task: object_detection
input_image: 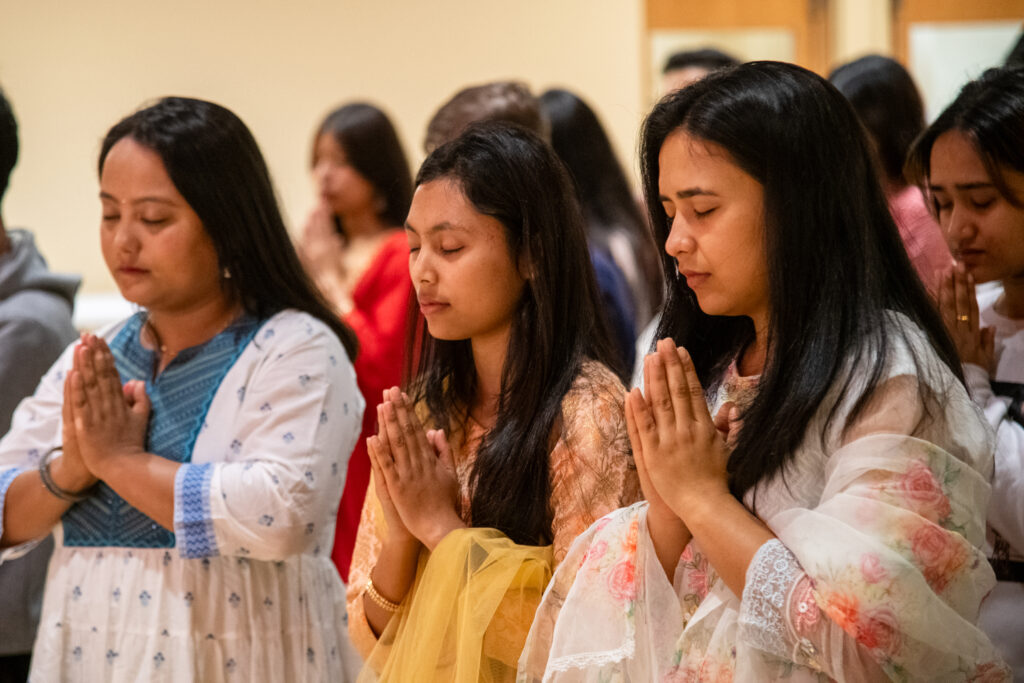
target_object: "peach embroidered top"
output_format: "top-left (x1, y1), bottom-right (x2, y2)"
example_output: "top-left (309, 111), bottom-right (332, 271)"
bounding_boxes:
top-left (346, 360), bottom-right (641, 659)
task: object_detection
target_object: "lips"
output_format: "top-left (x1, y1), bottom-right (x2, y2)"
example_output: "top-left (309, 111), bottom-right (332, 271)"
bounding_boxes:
top-left (417, 297), bottom-right (449, 316)
top-left (117, 266), bottom-right (149, 276)
top-left (680, 270), bottom-right (710, 288)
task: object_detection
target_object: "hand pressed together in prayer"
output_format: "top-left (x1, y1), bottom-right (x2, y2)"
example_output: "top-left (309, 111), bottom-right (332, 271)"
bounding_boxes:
top-left (66, 333), bottom-right (150, 479)
top-left (367, 386), bottom-right (464, 551)
top-left (937, 262), bottom-right (995, 372)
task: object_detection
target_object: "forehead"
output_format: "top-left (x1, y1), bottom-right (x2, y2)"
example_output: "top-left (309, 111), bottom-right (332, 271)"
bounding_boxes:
top-left (657, 130), bottom-right (750, 192)
top-left (100, 138), bottom-right (179, 196)
top-left (407, 179), bottom-right (507, 243)
top-left (929, 130), bottom-right (988, 185)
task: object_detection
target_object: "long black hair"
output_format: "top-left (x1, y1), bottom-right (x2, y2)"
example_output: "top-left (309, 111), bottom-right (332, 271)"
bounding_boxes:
top-left (829, 55), bottom-right (925, 188)
top-left (641, 62), bottom-right (962, 501)
top-left (408, 121), bottom-right (618, 545)
top-left (907, 66), bottom-right (1024, 208)
top-left (99, 96), bottom-right (358, 359)
top-left (540, 88), bottom-right (663, 320)
top-left (314, 102), bottom-right (413, 230)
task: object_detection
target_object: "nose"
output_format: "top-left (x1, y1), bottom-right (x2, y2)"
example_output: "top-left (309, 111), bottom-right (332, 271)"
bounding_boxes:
top-left (408, 246), bottom-right (435, 286)
top-left (664, 214), bottom-right (696, 260)
top-left (110, 219), bottom-right (140, 255)
top-left (944, 202), bottom-right (977, 249)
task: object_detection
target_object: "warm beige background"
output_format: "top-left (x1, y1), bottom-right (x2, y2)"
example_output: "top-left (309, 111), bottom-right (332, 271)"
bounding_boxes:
top-left (0, 0), bottom-right (933, 303)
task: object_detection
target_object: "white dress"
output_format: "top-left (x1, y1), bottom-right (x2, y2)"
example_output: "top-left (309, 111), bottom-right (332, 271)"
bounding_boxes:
top-left (519, 313), bottom-right (1009, 681)
top-left (973, 284), bottom-right (1024, 679)
top-left (0, 309), bottom-right (365, 682)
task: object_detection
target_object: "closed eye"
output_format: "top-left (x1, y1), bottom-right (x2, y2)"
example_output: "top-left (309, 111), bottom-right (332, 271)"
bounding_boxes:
top-left (440, 247), bottom-right (463, 256)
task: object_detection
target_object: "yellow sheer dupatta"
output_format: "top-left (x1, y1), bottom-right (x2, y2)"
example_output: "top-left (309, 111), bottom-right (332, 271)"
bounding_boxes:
top-left (359, 528), bottom-right (553, 683)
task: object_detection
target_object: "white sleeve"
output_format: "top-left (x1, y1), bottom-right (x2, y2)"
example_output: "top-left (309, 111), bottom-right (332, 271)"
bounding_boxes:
top-left (0, 341), bottom-right (76, 558)
top-left (173, 320), bottom-right (364, 562)
top-left (965, 362), bottom-right (1024, 555)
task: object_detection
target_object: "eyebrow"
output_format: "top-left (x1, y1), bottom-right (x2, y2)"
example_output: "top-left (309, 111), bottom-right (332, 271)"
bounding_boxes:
top-left (929, 182), bottom-right (994, 192)
top-left (404, 221), bottom-right (468, 236)
top-left (659, 188), bottom-right (718, 201)
top-left (99, 192), bottom-right (177, 205)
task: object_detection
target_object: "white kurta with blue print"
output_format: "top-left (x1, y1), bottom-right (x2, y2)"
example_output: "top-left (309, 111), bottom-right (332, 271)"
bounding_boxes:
top-left (0, 310), bottom-right (365, 682)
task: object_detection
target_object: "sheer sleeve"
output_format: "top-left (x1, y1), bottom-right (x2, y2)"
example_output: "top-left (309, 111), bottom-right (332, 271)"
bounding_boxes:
top-left (549, 363), bottom-right (641, 563)
top-left (737, 372), bottom-right (1008, 680)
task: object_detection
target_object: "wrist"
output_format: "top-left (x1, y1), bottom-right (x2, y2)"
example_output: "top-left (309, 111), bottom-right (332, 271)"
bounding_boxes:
top-left (50, 453), bottom-right (97, 492)
top-left (422, 513), bottom-right (466, 552)
top-left (672, 485), bottom-right (734, 529)
top-left (88, 447), bottom-right (144, 482)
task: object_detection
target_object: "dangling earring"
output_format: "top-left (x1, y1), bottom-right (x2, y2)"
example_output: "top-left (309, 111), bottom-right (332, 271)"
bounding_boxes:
top-left (222, 267), bottom-right (232, 280)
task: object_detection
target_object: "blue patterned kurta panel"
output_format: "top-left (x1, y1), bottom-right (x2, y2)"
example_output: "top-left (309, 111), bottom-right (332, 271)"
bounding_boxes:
top-left (62, 312), bottom-right (262, 548)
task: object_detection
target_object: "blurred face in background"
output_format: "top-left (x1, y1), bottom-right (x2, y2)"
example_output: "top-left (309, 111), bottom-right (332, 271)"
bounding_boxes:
top-left (312, 133), bottom-right (377, 218)
top-left (929, 129), bottom-right (1024, 284)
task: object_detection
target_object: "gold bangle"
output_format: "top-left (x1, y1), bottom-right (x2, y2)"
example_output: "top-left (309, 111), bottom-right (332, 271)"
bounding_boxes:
top-left (364, 578), bottom-right (401, 613)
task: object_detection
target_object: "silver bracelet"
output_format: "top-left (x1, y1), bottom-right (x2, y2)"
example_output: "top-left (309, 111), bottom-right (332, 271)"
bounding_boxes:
top-left (38, 447), bottom-right (93, 503)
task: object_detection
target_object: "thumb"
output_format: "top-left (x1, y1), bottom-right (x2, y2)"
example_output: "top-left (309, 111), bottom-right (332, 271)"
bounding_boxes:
top-left (714, 401), bottom-right (736, 435)
top-left (127, 380), bottom-right (151, 416)
top-left (429, 429), bottom-right (454, 470)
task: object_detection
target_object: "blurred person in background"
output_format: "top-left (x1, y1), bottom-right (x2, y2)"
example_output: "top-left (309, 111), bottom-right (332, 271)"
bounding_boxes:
top-left (661, 47), bottom-right (739, 94)
top-left (541, 88), bottom-right (663, 332)
top-left (0, 85), bottom-right (79, 683)
top-left (298, 102), bottom-right (413, 583)
top-left (908, 64), bottom-right (1024, 679)
top-left (831, 54), bottom-right (951, 294)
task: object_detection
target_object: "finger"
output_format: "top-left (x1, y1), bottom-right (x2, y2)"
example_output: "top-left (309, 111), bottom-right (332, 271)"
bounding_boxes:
top-left (393, 391), bottom-right (432, 463)
top-left (965, 270), bottom-right (979, 333)
top-left (953, 263), bottom-right (973, 329)
top-left (127, 380), bottom-right (151, 417)
top-left (625, 393), bottom-right (655, 502)
top-left (644, 352), bottom-right (675, 436)
top-left (627, 387), bottom-right (659, 458)
top-left (381, 400), bottom-right (412, 473)
top-left (367, 436), bottom-right (393, 490)
top-left (713, 400), bottom-right (735, 436)
top-left (69, 370), bottom-right (91, 429)
top-left (677, 346), bottom-right (712, 426)
top-left (658, 338), bottom-right (693, 427)
top-left (96, 345), bottom-right (123, 418)
top-left (428, 429), bottom-right (455, 471)
top-left (63, 367), bottom-right (77, 441)
top-left (937, 267), bottom-right (956, 332)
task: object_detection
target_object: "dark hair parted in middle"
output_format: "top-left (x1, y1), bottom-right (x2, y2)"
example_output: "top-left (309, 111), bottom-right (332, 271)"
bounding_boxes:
top-left (408, 121), bottom-right (618, 546)
top-left (99, 96), bottom-right (358, 359)
top-left (315, 102), bottom-right (413, 230)
top-left (642, 61), bottom-right (961, 501)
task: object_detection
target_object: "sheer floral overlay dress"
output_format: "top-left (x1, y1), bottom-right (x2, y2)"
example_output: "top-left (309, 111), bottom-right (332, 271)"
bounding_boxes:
top-left (346, 361), bottom-right (642, 682)
top-left (519, 314), bottom-right (1010, 682)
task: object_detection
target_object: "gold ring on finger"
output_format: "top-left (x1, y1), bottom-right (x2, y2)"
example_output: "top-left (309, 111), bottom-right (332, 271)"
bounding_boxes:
top-left (957, 314), bottom-right (969, 323)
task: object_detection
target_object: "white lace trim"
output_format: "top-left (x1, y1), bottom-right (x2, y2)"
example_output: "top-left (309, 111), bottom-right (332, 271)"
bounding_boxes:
top-left (544, 621), bottom-right (635, 678)
top-left (738, 539), bottom-right (802, 660)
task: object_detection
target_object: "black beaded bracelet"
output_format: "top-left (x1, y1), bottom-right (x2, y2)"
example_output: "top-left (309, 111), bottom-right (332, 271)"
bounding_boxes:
top-left (38, 447), bottom-right (93, 503)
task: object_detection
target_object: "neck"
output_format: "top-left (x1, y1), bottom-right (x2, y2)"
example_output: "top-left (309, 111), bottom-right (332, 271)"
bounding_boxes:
top-left (340, 206), bottom-right (389, 240)
top-left (0, 217), bottom-right (8, 256)
top-left (469, 325), bottom-right (512, 426)
top-left (740, 313), bottom-right (769, 377)
top-left (998, 274), bottom-right (1024, 320)
top-left (146, 295), bottom-right (242, 357)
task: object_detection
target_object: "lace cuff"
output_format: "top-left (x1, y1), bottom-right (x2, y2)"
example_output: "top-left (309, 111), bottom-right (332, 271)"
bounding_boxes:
top-left (739, 539), bottom-right (803, 660)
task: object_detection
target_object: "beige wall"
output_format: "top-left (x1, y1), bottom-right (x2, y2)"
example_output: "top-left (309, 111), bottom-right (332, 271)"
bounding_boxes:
top-left (2, 0), bottom-right (909, 301)
top-left (1, 0), bottom-right (646, 296)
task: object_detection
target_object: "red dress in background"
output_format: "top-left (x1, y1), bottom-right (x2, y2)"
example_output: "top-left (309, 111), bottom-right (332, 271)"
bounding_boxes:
top-left (333, 229), bottom-right (411, 582)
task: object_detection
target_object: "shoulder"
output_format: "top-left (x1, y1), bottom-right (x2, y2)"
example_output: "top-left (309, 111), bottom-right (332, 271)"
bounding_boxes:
top-left (556, 360), bottom-right (629, 462)
top-left (252, 310), bottom-right (354, 368)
